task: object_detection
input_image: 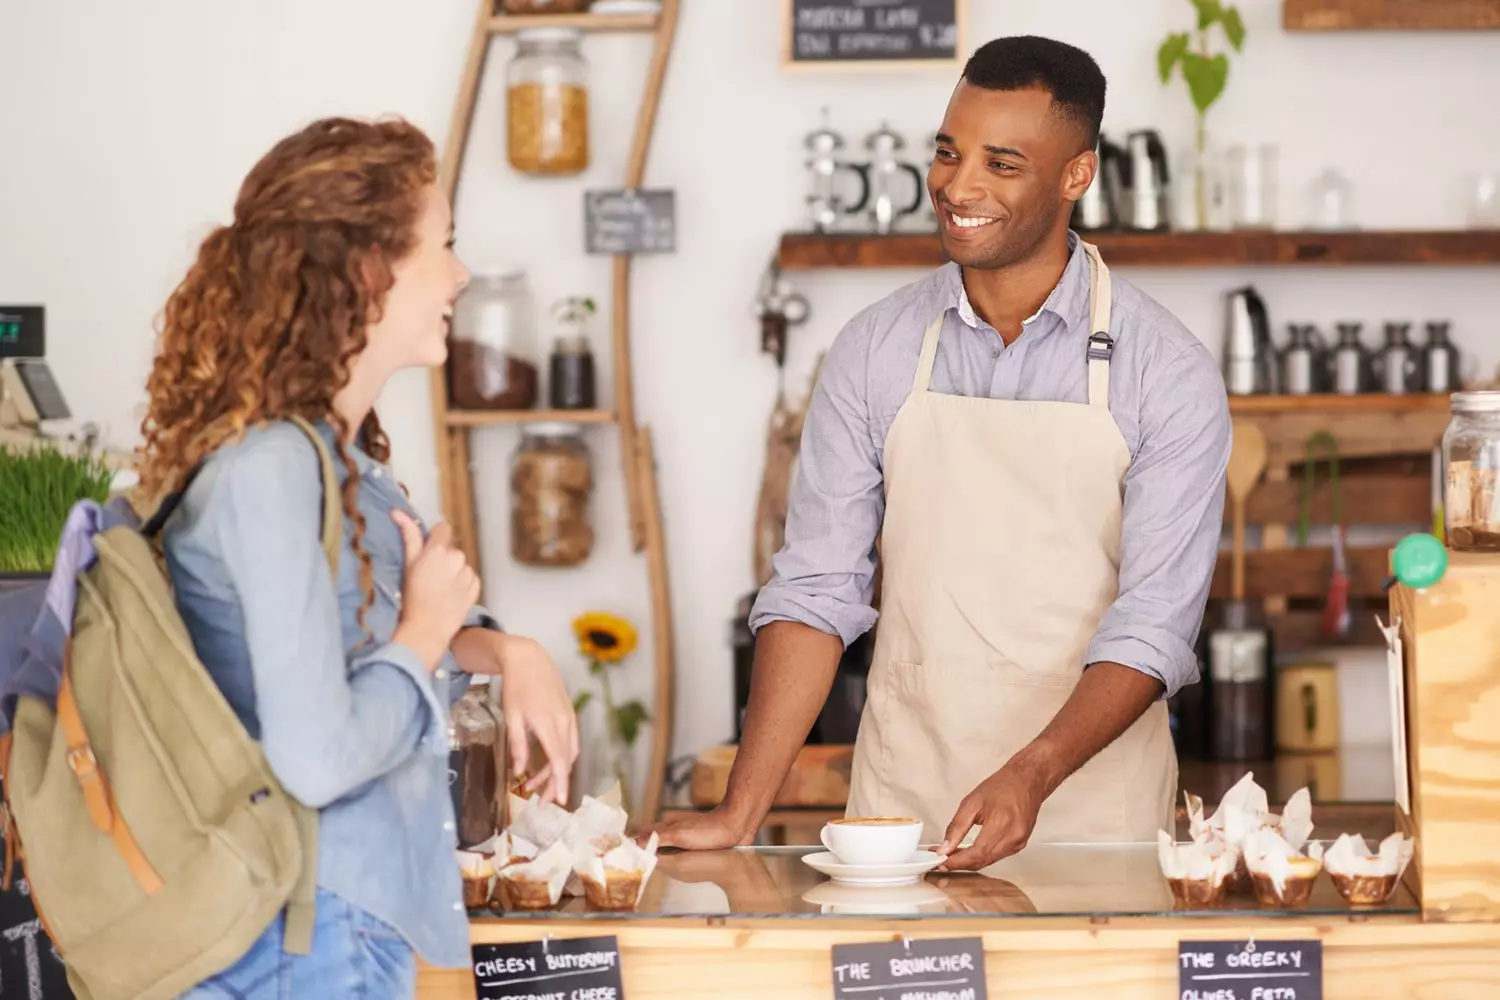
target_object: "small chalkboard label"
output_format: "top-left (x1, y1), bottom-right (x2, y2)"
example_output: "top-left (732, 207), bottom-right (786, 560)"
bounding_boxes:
top-left (1179, 940), bottom-right (1322, 1000)
top-left (584, 189), bottom-right (676, 256)
top-left (831, 937), bottom-right (986, 1000)
top-left (471, 936), bottom-right (624, 1000)
top-left (784, 0), bottom-right (963, 68)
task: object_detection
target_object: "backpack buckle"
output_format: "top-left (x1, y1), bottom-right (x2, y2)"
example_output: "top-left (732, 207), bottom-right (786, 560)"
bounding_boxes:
top-left (66, 747), bottom-right (98, 779)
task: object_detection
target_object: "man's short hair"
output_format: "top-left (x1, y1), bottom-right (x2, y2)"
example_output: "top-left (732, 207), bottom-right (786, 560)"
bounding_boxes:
top-left (962, 36), bottom-right (1107, 151)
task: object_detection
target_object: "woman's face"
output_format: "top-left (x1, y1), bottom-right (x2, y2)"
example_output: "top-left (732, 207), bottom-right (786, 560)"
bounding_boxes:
top-left (365, 182), bottom-right (470, 373)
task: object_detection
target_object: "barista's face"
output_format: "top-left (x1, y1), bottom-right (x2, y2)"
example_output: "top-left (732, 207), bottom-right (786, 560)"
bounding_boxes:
top-left (928, 82), bottom-right (1095, 270)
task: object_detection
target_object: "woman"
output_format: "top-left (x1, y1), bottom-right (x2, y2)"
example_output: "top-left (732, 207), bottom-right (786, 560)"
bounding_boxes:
top-left (136, 116), bottom-right (579, 996)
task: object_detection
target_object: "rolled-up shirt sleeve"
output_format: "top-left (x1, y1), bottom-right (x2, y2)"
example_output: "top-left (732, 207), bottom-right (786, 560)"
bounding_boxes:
top-left (748, 316), bottom-right (885, 647)
top-left (1085, 340), bottom-right (1231, 698)
top-left (209, 436), bottom-right (451, 809)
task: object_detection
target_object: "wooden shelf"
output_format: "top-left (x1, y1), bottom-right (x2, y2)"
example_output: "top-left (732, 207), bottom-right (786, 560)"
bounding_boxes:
top-left (778, 230), bottom-right (1500, 270)
top-left (488, 12), bottom-right (659, 33)
top-left (444, 408), bottom-right (615, 427)
top-left (1227, 393), bottom-right (1451, 414)
top-left (1284, 0), bottom-right (1500, 30)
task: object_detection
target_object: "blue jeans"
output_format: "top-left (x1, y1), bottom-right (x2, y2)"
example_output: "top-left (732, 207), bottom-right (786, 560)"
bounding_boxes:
top-left (177, 891), bottom-right (416, 999)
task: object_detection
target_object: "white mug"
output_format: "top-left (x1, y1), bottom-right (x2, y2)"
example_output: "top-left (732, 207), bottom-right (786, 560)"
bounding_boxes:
top-left (820, 817), bottom-right (922, 866)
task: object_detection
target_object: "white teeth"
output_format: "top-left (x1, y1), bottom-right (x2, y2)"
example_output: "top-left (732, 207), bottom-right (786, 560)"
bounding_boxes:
top-left (950, 212), bottom-right (997, 229)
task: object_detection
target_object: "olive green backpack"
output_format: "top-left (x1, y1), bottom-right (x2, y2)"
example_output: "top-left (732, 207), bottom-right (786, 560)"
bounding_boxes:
top-left (0, 417), bottom-right (338, 1000)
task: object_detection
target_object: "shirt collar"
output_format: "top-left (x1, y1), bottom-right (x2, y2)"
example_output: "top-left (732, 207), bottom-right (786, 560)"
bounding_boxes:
top-left (312, 418), bottom-right (384, 478)
top-left (947, 231), bottom-right (1092, 337)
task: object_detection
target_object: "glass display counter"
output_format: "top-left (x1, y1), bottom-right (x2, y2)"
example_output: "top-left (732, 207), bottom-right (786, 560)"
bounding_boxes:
top-left (466, 843), bottom-right (1420, 922)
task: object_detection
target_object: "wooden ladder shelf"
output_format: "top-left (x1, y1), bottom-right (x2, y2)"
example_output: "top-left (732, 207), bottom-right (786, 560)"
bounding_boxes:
top-left (431, 0), bottom-right (682, 827)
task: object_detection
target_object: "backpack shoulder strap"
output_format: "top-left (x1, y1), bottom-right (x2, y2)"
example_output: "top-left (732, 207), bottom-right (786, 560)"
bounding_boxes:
top-left (269, 415), bottom-right (344, 955)
top-left (283, 415), bottom-right (343, 576)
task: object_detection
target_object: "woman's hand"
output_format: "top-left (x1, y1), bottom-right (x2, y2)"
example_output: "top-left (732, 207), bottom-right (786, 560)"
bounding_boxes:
top-left (390, 511), bottom-right (480, 670)
top-left (495, 635), bottom-right (579, 806)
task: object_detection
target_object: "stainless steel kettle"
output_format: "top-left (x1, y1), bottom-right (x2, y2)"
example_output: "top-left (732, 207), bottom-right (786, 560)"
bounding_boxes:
top-left (1124, 130), bottom-right (1170, 231)
top-left (1224, 286), bottom-right (1276, 395)
top-left (1072, 133), bottom-right (1126, 232)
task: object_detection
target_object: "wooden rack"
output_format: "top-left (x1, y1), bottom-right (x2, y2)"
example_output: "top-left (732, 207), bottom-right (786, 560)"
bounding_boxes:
top-left (1284, 0), bottom-right (1500, 30)
top-left (1218, 393), bottom-right (1450, 652)
top-left (778, 229), bottom-right (1500, 270)
top-left (433, 0), bottom-right (681, 826)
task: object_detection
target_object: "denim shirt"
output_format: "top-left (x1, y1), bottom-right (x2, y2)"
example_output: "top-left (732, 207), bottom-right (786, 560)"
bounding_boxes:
top-left (162, 419), bottom-right (489, 969)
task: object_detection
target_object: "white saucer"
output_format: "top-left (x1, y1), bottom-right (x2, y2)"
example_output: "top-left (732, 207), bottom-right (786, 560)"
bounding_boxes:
top-left (802, 850), bottom-right (943, 886)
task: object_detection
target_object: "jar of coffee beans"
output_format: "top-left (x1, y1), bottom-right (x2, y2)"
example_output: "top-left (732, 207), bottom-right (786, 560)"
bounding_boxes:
top-left (512, 424), bottom-right (594, 566)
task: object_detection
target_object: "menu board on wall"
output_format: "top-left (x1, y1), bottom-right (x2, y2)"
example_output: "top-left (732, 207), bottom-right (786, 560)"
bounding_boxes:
top-left (782, 0), bottom-right (965, 70)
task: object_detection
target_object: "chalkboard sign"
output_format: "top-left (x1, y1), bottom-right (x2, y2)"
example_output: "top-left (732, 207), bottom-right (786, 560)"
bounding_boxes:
top-left (472, 935), bottom-right (625, 1000)
top-left (1179, 939), bottom-right (1322, 1000)
top-left (831, 937), bottom-right (986, 1000)
top-left (783, 0), bottom-right (965, 69)
top-left (584, 189), bottom-right (676, 256)
top-left (0, 820), bottom-right (73, 998)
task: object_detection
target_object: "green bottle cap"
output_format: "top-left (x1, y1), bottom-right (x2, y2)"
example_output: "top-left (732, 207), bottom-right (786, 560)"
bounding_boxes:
top-left (1392, 533), bottom-right (1448, 590)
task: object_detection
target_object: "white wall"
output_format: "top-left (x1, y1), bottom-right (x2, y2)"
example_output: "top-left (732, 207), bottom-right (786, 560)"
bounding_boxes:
top-left (3, 0), bottom-right (1499, 800)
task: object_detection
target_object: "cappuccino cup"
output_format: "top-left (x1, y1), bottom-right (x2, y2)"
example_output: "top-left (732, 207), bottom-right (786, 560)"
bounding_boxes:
top-left (820, 817), bottom-right (923, 866)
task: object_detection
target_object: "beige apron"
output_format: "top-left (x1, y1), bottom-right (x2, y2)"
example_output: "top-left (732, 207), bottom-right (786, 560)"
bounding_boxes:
top-left (845, 243), bottom-right (1177, 850)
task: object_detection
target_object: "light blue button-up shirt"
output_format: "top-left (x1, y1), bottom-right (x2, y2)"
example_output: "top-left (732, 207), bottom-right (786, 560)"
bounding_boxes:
top-left (162, 419), bottom-right (489, 969)
top-left (750, 233), bottom-right (1231, 698)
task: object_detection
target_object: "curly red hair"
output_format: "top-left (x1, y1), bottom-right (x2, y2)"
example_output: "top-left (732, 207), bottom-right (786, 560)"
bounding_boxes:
top-left (137, 116), bottom-right (438, 627)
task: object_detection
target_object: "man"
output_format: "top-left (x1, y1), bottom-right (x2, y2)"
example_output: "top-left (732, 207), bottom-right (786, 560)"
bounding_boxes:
top-left (655, 36), bottom-right (1230, 870)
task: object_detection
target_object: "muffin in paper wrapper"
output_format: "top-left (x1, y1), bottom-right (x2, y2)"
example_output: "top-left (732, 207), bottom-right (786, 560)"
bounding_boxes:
top-left (1242, 828), bottom-right (1324, 908)
top-left (496, 841), bottom-right (573, 910)
top-left (1185, 774), bottom-right (1314, 892)
top-left (505, 783), bottom-right (633, 897)
top-left (575, 832), bottom-right (660, 911)
top-left (456, 850), bottom-right (496, 910)
top-left (1324, 832), bottom-right (1414, 906)
top-left (1158, 831), bottom-right (1238, 907)
top-left (507, 792), bottom-right (577, 851)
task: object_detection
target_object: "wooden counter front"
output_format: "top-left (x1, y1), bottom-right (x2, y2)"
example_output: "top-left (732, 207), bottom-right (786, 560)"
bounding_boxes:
top-left (416, 845), bottom-right (1500, 999)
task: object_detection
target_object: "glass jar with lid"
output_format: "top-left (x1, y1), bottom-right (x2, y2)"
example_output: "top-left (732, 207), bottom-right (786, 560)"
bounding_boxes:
top-left (512, 424), bottom-right (594, 566)
top-left (448, 269), bottom-right (540, 411)
top-left (506, 28), bottom-right (590, 176)
top-left (1443, 390), bottom-right (1500, 552)
top-left (449, 676), bottom-right (505, 852)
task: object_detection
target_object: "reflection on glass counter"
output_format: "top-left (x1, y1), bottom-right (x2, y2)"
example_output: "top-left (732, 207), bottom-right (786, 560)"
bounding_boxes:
top-left (467, 843), bottom-right (1418, 922)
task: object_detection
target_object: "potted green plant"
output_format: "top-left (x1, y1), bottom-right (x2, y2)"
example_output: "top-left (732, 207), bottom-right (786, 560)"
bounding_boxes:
top-left (1158, 0), bottom-right (1246, 230)
top-left (0, 443), bottom-right (115, 590)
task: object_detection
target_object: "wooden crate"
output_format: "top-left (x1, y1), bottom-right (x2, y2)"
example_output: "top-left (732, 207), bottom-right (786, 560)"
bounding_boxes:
top-left (1392, 551), bottom-right (1500, 921)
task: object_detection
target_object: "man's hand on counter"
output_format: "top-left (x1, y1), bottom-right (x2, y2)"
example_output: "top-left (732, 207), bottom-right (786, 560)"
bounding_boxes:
top-left (647, 621), bottom-right (844, 850)
top-left (643, 806), bottom-right (757, 851)
top-left (937, 661), bottom-right (1164, 872)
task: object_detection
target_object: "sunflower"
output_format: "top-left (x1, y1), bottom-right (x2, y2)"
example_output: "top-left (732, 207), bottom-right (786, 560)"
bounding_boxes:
top-left (573, 612), bottom-right (638, 663)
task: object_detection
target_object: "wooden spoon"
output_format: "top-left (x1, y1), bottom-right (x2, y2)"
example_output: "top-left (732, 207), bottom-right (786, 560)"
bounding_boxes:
top-left (1226, 420), bottom-right (1269, 603)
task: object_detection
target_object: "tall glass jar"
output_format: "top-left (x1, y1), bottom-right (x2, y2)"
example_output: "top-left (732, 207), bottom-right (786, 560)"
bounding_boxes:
top-left (507, 28), bottom-right (590, 176)
top-left (512, 423), bottom-right (594, 566)
top-left (449, 676), bottom-right (504, 850)
top-left (1443, 390), bottom-right (1500, 552)
top-left (448, 269), bottom-right (540, 411)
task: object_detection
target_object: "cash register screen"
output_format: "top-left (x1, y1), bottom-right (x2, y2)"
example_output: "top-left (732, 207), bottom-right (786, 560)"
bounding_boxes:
top-left (12, 360), bottom-right (71, 421)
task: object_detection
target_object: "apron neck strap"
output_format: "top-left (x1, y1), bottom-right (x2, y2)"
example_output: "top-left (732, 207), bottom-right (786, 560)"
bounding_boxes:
top-left (913, 245), bottom-right (1115, 403)
top-left (910, 315), bottom-right (944, 395)
top-left (1082, 241), bottom-right (1114, 409)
